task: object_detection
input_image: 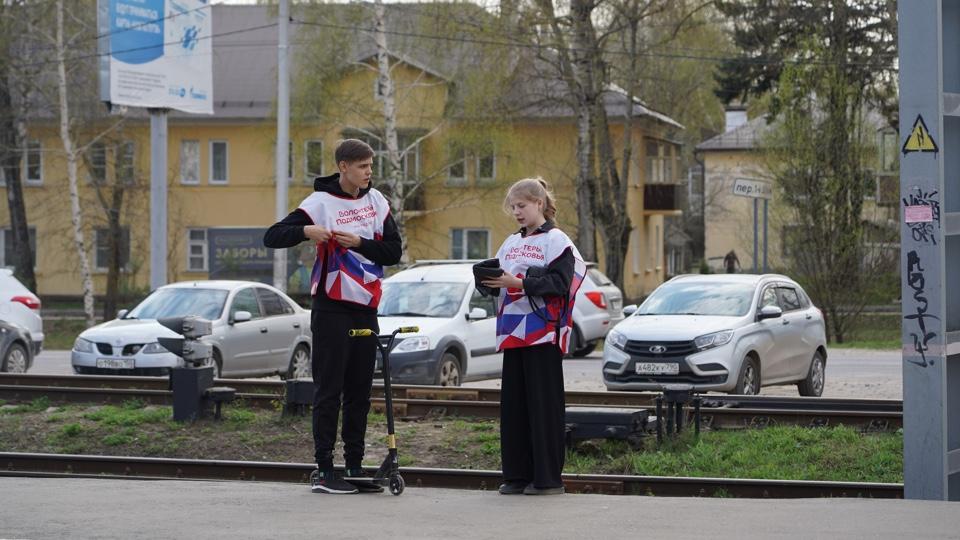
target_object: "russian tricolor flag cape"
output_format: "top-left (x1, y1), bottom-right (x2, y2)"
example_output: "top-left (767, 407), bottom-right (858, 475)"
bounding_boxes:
top-left (495, 227), bottom-right (586, 354)
top-left (297, 187), bottom-right (391, 308)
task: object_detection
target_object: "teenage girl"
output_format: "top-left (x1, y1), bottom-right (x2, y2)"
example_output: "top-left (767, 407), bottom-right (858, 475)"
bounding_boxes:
top-left (480, 177), bottom-right (585, 495)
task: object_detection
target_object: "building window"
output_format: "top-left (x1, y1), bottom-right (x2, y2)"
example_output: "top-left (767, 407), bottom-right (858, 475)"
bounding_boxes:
top-left (209, 140), bottom-right (228, 184)
top-left (118, 141), bottom-right (136, 184)
top-left (187, 228), bottom-right (208, 271)
top-left (344, 130), bottom-right (421, 182)
top-left (88, 142), bottom-right (107, 184)
top-left (447, 152), bottom-right (466, 187)
top-left (880, 130), bottom-right (898, 172)
top-left (24, 140), bottom-right (42, 185)
top-left (1, 227), bottom-right (37, 268)
top-left (304, 140), bottom-right (323, 183)
top-left (451, 228), bottom-right (489, 259)
top-left (180, 140), bottom-right (200, 185)
top-left (288, 141), bottom-right (294, 181)
top-left (94, 227), bottom-right (131, 271)
top-left (477, 153), bottom-right (496, 185)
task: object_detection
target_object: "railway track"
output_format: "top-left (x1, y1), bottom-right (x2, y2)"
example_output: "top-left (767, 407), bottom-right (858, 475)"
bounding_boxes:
top-left (0, 374), bottom-right (903, 430)
top-left (0, 452), bottom-right (903, 498)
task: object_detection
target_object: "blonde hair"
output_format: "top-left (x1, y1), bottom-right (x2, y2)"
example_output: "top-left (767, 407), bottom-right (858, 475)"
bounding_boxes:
top-left (502, 177), bottom-right (558, 221)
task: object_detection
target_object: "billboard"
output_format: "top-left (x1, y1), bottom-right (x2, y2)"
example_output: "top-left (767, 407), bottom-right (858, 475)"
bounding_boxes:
top-left (99, 0), bottom-right (213, 114)
top-left (207, 228), bottom-right (316, 295)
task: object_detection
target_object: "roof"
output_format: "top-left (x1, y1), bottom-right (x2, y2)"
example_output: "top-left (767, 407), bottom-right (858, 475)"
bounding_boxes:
top-left (388, 263), bottom-right (474, 283)
top-left (128, 4), bottom-right (680, 128)
top-left (695, 116), bottom-right (771, 152)
top-left (668, 273), bottom-right (795, 286)
top-left (162, 280), bottom-right (270, 290)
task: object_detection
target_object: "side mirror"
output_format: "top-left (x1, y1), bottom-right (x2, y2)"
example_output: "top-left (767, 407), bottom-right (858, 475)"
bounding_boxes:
top-left (467, 307), bottom-right (488, 320)
top-left (758, 305), bottom-right (783, 321)
top-left (117, 309), bottom-right (129, 320)
top-left (231, 311), bottom-right (252, 324)
top-left (623, 304), bottom-right (638, 317)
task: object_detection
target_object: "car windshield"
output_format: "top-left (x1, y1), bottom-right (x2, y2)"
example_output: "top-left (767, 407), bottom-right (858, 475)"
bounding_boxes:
top-left (126, 288), bottom-right (229, 320)
top-left (637, 281), bottom-right (755, 317)
top-left (378, 282), bottom-right (468, 318)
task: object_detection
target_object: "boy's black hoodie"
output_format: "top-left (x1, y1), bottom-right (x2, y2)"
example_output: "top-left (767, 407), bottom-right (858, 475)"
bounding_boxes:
top-left (263, 173), bottom-right (402, 313)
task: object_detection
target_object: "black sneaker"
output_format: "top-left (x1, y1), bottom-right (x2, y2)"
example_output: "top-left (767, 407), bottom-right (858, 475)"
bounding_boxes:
top-left (523, 484), bottom-right (565, 495)
top-left (344, 468), bottom-right (385, 493)
top-left (311, 470), bottom-right (358, 494)
top-left (498, 481), bottom-right (527, 495)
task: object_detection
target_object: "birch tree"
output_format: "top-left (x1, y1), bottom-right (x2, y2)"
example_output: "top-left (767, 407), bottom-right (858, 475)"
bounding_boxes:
top-left (294, 1), bottom-right (516, 257)
top-left (54, 0), bottom-right (97, 325)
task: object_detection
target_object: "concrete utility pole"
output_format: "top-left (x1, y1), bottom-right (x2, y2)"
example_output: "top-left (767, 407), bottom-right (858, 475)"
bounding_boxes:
top-left (898, 0), bottom-right (960, 501)
top-left (273, 0), bottom-right (290, 291)
top-left (149, 108), bottom-right (168, 291)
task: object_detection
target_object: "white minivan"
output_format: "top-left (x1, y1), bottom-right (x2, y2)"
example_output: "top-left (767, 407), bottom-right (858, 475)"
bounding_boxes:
top-left (377, 260), bottom-right (623, 386)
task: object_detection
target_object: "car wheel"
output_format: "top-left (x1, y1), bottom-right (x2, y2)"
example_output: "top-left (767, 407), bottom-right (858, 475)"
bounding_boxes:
top-left (572, 340), bottom-right (597, 358)
top-left (434, 351), bottom-right (462, 387)
top-left (1, 343), bottom-right (27, 373)
top-left (284, 344), bottom-right (311, 380)
top-left (203, 350), bottom-right (222, 378)
top-left (733, 355), bottom-right (759, 395)
top-left (797, 350), bottom-right (826, 397)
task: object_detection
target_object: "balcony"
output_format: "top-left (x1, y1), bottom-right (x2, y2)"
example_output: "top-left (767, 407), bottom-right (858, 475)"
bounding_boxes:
top-left (644, 184), bottom-right (680, 212)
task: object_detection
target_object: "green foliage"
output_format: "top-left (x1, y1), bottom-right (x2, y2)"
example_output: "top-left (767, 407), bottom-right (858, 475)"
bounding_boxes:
top-left (84, 404), bottom-right (170, 427)
top-left (60, 423), bottom-right (83, 437)
top-left (565, 426), bottom-right (902, 483)
top-left (103, 427), bottom-right (137, 446)
top-left (761, 34), bottom-right (896, 343)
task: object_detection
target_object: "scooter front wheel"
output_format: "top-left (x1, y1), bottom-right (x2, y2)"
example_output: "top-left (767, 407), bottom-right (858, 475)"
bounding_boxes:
top-left (389, 474), bottom-right (405, 495)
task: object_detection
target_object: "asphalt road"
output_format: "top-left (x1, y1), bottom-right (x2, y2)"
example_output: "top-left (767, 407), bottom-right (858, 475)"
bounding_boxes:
top-left (31, 347), bottom-right (903, 399)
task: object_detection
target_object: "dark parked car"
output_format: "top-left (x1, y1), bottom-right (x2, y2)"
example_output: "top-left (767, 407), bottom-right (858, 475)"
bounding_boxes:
top-left (0, 320), bottom-right (36, 373)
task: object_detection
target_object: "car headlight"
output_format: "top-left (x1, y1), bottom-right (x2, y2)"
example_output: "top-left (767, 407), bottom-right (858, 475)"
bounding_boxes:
top-left (694, 330), bottom-right (734, 351)
top-left (394, 336), bottom-right (430, 353)
top-left (606, 330), bottom-right (628, 350)
top-left (140, 342), bottom-right (167, 354)
top-left (73, 337), bottom-right (94, 353)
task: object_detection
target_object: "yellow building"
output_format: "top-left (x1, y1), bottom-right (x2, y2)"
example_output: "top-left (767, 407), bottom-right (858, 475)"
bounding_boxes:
top-left (695, 113), bottom-right (898, 273)
top-left (4, 5), bottom-right (683, 302)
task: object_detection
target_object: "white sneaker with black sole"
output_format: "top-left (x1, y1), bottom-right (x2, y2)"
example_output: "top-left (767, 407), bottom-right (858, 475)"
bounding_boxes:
top-left (311, 470), bottom-right (359, 494)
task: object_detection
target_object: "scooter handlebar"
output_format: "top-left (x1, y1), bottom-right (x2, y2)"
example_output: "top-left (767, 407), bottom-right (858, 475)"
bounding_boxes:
top-left (348, 326), bottom-right (419, 337)
top-left (348, 329), bottom-right (375, 337)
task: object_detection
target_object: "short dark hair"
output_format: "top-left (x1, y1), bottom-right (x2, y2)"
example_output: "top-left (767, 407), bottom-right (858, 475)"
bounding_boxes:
top-left (335, 139), bottom-right (375, 164)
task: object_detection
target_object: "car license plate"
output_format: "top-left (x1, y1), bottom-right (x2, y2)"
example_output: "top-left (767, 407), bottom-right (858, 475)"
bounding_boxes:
top-left (635, 362), bottom-right (679, 375)
top-left (97, 358), bottom-right (134, 369)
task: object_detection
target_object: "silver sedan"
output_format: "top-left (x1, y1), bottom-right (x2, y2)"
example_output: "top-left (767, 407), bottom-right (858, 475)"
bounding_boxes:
top-left (71, 281), bottom-right (312, 379)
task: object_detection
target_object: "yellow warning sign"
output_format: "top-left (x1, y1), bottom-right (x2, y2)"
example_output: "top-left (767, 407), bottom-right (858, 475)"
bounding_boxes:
top-left (902, 115), bottom-right (939, 155)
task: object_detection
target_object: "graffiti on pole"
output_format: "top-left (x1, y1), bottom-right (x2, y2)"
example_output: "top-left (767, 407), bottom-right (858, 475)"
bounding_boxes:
top-left (904, 250), bottom-right (938, 367)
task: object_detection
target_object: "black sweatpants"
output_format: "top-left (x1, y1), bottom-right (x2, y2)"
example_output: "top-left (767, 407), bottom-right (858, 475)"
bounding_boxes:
top-left (500, 343), bottom-right (566, 489)
top-left (311, 309), bottom-right (379, 471)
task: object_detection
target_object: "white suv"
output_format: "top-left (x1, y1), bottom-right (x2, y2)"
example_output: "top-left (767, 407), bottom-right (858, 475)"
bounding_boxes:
top-left (603, 274), bottom-right (827, 396)
top-left (0, 269), bottom-right (43, 355)
top-left (377, 261), bottom-right (619, 386)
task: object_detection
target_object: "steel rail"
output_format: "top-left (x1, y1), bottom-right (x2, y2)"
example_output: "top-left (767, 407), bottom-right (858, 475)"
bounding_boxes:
top-left (0, 452), bottom-right (903, 498)
top-left (0, 381), bottom-right (903, 429)
top-left (0, 373), bottom-right (903, 412)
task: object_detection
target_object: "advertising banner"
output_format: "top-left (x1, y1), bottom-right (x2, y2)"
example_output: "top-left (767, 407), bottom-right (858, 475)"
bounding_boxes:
top-left (103, 0), bottom-right (213, 114)
top-left (207, 228), bottom-right (316, 295)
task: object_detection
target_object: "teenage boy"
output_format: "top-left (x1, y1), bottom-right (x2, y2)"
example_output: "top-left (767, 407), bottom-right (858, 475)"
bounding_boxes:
top-left (264, 139), bottom-right (402, 494)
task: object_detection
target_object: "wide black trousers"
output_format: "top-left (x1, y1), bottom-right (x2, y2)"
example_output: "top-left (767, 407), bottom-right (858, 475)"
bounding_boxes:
top-left (500, 343), bottom-right (566, 489)
top-left (311, 309), bottom-right (379, 471)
